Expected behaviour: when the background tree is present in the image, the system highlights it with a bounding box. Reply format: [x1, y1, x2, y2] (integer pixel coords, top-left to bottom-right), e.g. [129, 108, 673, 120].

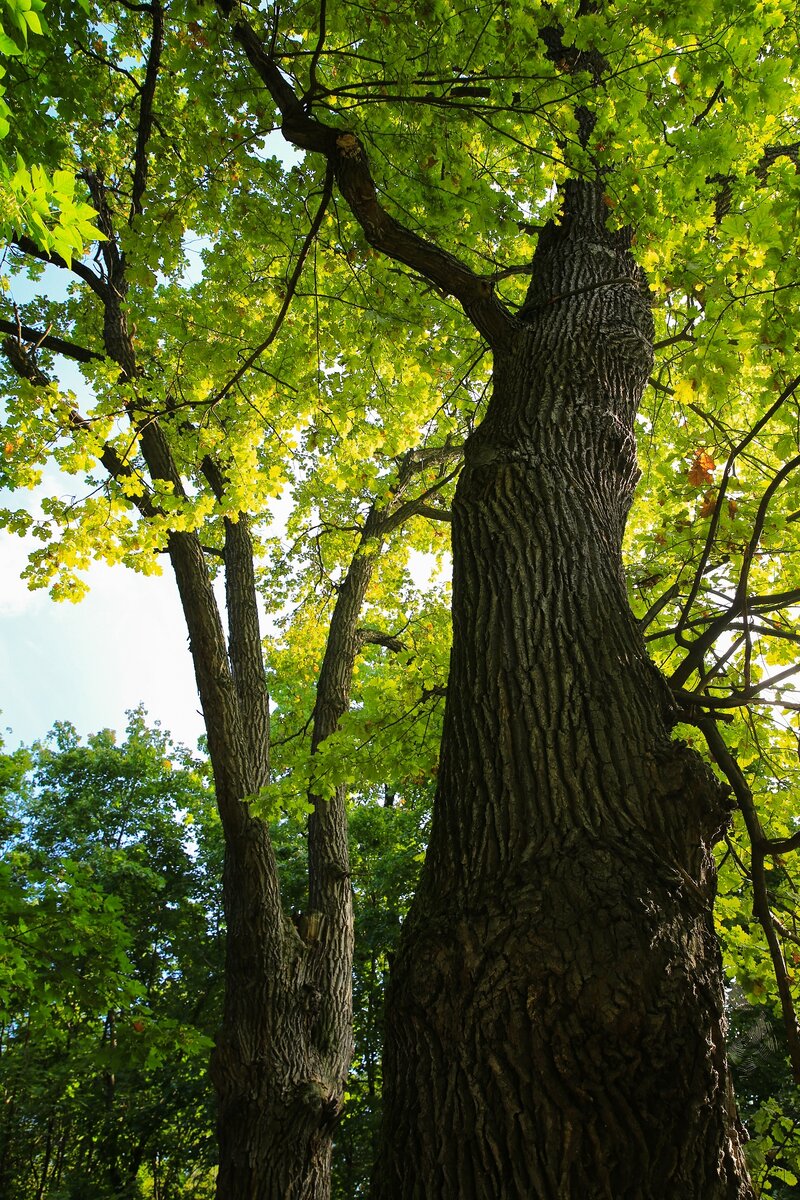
[0, 712, 221, 1199]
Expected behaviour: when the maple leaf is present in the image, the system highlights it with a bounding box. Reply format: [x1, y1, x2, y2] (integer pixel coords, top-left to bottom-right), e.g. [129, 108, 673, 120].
[698, 491, 716, 518]
[687, 450, 716, 487]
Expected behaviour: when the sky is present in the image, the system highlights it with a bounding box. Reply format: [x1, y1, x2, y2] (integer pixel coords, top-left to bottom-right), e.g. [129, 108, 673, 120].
[1, 243, 214, 753]
[1, 528, 207, 751]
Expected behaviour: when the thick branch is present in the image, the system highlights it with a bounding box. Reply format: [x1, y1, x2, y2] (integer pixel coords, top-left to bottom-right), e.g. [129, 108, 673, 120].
[638, 582, 679, 631]
[358, 627, 405, 652]
[2, 334, 159, 517]
[756, 141, 800, 182]
[224, 11, 515, 346]
[10, 235, 107, 300]
[381, 464, 461, 534]
[768, 829, 800, 855]
[2, 335, 49, 386]
[0, 318, 105, 363]
[224, 512, 271, 792]
[130, 0, 164, 219]
[413, 503, 452, 523]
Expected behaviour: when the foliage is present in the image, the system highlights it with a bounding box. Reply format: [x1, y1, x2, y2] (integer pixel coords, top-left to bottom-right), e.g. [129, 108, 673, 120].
[0, 709, 431, 1199]
[0, 0, 104, 254]
[0, 712, 222, 1199]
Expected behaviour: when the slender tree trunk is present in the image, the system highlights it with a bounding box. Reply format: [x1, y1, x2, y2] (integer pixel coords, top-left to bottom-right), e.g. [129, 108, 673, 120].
[374, 182, 753, 1199]
[208, 521, 387, 1197]
[164, 520, 347, 1200]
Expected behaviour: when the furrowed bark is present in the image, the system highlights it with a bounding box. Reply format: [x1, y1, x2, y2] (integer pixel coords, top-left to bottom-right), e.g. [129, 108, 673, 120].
[287, 464, 463, 1191]
[373, 181, 754, 1199]
[224, 513, 271, 789]
[129, 0, 164, 219]
[210, 499, 351, 1200]
[299, 525, 382, 1194]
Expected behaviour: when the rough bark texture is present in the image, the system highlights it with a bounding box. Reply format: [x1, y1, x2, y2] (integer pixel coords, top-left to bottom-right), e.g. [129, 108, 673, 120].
[374, 182, 754, 1199]
[183, 516, 353, 1200]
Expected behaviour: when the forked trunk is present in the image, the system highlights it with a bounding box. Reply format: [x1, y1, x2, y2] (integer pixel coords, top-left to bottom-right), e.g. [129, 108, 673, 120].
[166, 521, 353, 1200]
[212, 814, 346, 1200]
[374, 182, 753, 1199]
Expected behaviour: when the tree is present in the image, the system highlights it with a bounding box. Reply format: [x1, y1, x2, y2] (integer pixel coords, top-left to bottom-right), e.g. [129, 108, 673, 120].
[218, 2, 799, 1194]
[0, 713, 222, 1199]
[2, 0, 800, 1196]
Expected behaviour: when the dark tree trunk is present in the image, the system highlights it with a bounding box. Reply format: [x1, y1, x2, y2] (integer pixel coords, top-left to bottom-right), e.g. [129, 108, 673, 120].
[211, 817, 345, 1200]
[374, 182, 754, 1199]
[166, 519, 350, 1200]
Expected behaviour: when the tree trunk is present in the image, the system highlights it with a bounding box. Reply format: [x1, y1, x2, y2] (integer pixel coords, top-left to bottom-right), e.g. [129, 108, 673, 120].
[164, 522, 349, 1200]
[374, 182, 754, 1199]
[211, 813, 344, 1200]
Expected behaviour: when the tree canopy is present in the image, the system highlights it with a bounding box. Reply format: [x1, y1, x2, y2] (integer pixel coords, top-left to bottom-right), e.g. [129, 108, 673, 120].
[0, 713, 221, 1198]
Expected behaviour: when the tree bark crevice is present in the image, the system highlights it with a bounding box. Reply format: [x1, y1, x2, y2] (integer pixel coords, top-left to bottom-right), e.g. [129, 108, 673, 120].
[374, 180, 753, 1199]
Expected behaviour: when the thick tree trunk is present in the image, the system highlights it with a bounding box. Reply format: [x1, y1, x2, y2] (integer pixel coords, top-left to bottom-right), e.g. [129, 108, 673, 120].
[374, 183, 754, 1199]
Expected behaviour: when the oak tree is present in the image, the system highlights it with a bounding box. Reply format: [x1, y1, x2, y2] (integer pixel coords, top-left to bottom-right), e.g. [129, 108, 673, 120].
[217, 1, 800, 1195]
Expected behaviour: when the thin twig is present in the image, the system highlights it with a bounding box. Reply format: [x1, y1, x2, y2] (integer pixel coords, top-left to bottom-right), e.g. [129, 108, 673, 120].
[204, 165, 335, 410]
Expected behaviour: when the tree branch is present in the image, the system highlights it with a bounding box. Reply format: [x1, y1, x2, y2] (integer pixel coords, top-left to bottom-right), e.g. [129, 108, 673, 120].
[2, 336, 160, 519]
[205, 164, 334, 409]
[676, 374, 800, 643]
[692, 81, 725, 127]
[0, 317, 104, 363]
[223, 10, 516, 347]
[10, 235, 107, 300]
[735, 454, 800, 609]
[224, 512, 271, 791]
[306, 0, 327, 101]
[768, 829, 800, 855]
[381, 464, 461, 534]
[674, 661, 800, 710]
[413, 503, 452, 523]
[638, 581, 679, 631]
[130, 0, 164, 219]
[357, 627, 405, 652]
[698, 718, 800, 1084]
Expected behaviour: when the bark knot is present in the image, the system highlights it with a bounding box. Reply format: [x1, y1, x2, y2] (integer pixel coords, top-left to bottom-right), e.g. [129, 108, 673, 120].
[336, 132, 362, 159]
